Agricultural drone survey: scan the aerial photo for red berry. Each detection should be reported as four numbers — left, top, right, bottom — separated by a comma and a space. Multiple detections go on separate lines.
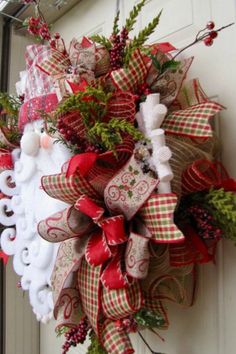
54, 32, 60, 39
207, 21, 215, 30
204, 36, 213, 46
210, 30, 218, 39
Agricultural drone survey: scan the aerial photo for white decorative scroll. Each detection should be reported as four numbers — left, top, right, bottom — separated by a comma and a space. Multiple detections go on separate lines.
0, 119, 71, 322
136, 93, 173, 193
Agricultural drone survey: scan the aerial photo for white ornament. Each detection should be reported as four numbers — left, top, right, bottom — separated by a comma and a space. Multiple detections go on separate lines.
136, 93, 173, 193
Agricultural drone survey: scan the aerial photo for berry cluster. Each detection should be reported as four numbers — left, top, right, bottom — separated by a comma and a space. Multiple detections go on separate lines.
27, 17, 51, 41
203, 21, 218, 47
57, 115, 82, 146
136, 82, 151, 97
110, 27, 129, 70
188, 205, 222, 240
115, 317, 138, 333
62, 318, 89, 354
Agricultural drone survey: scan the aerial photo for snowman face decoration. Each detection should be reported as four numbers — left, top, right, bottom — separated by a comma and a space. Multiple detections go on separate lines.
1, 118, 71, 322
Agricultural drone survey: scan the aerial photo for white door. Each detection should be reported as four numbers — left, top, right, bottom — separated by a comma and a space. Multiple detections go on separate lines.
40, 0, 236, 353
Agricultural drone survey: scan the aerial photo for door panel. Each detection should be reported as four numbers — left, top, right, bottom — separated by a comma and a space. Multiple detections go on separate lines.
40, 0, 236, 353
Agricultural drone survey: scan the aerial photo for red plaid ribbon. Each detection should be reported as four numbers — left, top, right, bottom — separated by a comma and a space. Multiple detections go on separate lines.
37, 48, 71, 76
139, 193, 184, 243
77, 257, 102, 333
110, 49, 148, 93
102, 281, 142, 320
162, 101, 224, 138
41, 171, 102, 206
101, 319, 134, 354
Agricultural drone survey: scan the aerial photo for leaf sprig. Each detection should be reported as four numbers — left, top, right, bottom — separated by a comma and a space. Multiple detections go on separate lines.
90, 34, 112, 50
205, 188, 236, 243
56, 87, 112, 128
125, 0, 146, 33
0, 92, 22, 119
124, 10, 163, 65
112, 10, 120, 36
87, 331, 107, 354
88, 118, 144, 154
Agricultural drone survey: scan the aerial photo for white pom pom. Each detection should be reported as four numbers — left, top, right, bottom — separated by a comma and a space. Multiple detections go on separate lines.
20, 132, 40, 156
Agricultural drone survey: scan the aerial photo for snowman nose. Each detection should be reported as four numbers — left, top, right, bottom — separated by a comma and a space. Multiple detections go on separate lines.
20, 132, 40, 156
40, 133, 53, 150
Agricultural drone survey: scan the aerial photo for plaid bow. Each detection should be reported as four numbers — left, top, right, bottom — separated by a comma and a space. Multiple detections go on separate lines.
162, 101, 224, 138
110, 49, 148, 93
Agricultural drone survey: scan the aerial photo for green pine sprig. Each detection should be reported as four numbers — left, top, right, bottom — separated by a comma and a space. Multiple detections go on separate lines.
56, 87, 112, 128
56, 326, 69, 337
90, 34, 112, 50
87, 118, 144, 154
205, 188, 236, 242
124, 9, 162, 65
87, 331, 107, 354
0, 92, 22, 119
125, 0, 147, 33
112, 10, 120, 36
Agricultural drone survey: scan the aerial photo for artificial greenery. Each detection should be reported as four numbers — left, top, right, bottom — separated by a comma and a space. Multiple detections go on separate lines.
0, 92, 22, 147
177, 188, 236, 244
124, 10, 162, 65
56, 87, 111, 128
87, 118, 144, 154
205, 188, 236, 243
87, 331, 107, 354
125, 0, 146, 33
134, 308, 165, 329
112, 10, 120, 36
149, 55, 181, 75
0, 92, 22, 119
90, 34, 112, 50
56, 326, 69, 337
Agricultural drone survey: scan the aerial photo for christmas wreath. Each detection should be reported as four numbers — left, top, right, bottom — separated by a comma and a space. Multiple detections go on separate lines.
0, 1, 235, 353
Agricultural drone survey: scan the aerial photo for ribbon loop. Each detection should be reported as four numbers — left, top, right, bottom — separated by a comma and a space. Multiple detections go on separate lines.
102, 281, 142, 320
75, 195, 104, 222
139, 193, 185, 243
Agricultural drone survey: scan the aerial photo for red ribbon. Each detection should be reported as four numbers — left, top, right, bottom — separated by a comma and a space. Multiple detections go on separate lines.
182, 159, 236, 195
75, 195, 128, 289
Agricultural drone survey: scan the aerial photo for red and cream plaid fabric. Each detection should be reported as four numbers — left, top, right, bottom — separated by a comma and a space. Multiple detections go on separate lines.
102, 281, 142, 320
142, 296, 169, 329
101, 319, 134, 354
110, 49, 148, 93
24, 45, 55, 101
37, 47, 71, 76
162, 101, 224, 138
139, 193, 184, 243
41, 172, 102, 206
77, 257, 102, 333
